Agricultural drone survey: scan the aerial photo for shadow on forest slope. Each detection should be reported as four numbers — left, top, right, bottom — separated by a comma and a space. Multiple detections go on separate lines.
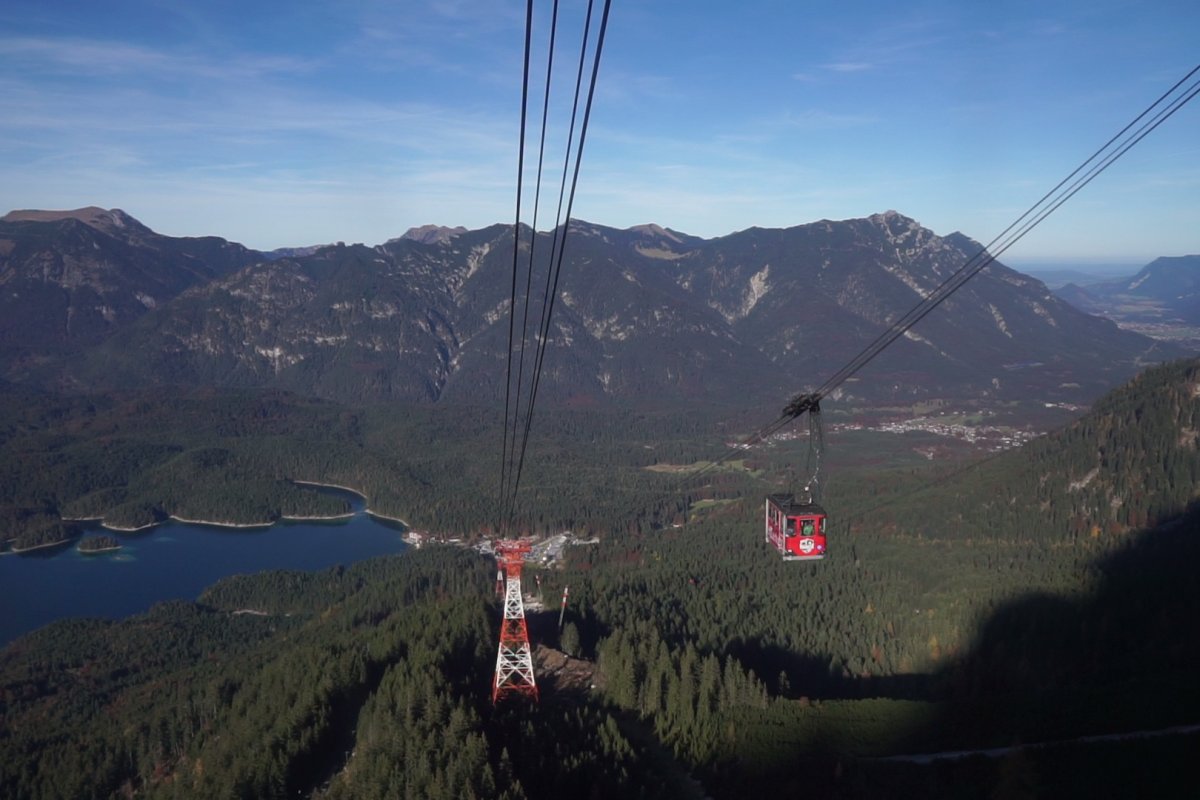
839, 501, 1200, 798
726, 638, 935, 702
709, 502, 1200, 799
937, 500, 1200, 738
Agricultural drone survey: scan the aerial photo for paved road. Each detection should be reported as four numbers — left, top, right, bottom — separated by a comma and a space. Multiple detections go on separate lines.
873, 723, 1200, 764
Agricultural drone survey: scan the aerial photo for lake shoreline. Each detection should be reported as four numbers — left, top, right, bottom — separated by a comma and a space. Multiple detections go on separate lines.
79, 545, 122, 555
280, 512, 356, 522
366, 508, 409, 526
2, 496, 414, 648
61, 479, 374, 533
10, 537, 73, 554
291, 479, 367, 499
102, 521, 161, 533
291, 478, 409, 527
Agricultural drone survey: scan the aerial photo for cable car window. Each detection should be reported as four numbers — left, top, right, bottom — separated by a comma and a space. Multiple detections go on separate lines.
802, 519, 814, 536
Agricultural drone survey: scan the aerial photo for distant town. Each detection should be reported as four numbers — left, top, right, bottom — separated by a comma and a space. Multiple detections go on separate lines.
403, 529, 598, 568
761, 406, 1076, 453
829, 415, 1044, 451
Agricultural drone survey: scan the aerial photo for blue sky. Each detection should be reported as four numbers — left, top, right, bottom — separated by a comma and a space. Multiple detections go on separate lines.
1, 0, 1196, 264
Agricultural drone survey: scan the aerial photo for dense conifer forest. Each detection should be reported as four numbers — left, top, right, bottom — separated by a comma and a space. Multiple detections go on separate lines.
3, 360, 1200, 797
0, 385, 713, 547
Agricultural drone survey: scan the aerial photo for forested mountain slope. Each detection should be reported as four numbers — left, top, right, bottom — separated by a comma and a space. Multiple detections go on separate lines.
555, 358, 1200, 796
0, 550, 674, 799
859, 356, 1200, 538
0, 385, 708, 548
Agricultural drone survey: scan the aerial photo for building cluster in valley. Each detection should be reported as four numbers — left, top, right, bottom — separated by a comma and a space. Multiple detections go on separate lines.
403, 529, 596, 568
761, 407, 1047, 454
836, 417, 1042, 451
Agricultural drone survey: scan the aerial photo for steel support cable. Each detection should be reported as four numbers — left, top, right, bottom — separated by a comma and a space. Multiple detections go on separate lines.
808, 63, 1200, 404
498, 0, 536, 534
499, 0, 588, 532
504, 0, 562, 525
499, 0, 608, 526
515, 0, 611, 487
683, 63, 1200, 491
514, 0, 598, 525
811, 69, 1200, 406
508, 0, 613, 525
534, 0, 596, 390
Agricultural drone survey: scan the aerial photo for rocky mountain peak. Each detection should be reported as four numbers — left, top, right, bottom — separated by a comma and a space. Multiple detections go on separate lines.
625, 222, 697, 260
627, 223, 683, 243
399, 225, 468, 245
869, 209, 912, 223
867, 209, 925, 243
1, 206, 149, 237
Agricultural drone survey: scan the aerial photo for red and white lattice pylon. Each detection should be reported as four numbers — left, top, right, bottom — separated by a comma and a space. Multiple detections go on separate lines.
492, 540, 538, 704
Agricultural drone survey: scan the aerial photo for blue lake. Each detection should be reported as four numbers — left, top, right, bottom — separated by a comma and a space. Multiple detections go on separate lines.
0, 489, 408, 648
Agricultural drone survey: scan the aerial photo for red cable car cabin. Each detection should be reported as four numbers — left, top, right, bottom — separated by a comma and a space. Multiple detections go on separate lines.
765, 493, 827, 561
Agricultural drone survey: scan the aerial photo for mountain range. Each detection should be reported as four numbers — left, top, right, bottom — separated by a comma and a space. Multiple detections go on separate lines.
1053, 255, 1200, 349
1055, 255, 1200, 316
0, 207, 1183, 409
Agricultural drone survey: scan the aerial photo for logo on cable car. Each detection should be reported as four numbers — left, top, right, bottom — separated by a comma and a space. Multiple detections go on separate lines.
798, 537, 816, 554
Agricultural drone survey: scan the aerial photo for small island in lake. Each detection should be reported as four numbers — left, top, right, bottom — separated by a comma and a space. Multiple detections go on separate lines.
78, 535, 122, 554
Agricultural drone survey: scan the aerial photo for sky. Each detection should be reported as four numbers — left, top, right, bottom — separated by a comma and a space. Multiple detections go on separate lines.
1, 0, 1197, 264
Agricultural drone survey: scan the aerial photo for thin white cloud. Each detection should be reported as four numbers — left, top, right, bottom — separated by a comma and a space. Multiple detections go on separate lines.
0, 35, 314, 80
348, 0, 520, 75
812, 15, 948, 79
0, 63, 513, 161
776, 108, 878, 130
0, 36, 168, 72
823, 61, 873, 73
594, 69, 680, 105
